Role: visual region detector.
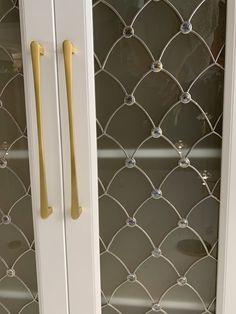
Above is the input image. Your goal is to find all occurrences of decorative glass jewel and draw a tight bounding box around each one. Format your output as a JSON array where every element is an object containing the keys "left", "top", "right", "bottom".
[
  {"left": 152, "top": 303, "right": 161, "bottom": 311},
  {"left": 0, "top": 157, "right": 7, "bottom": 168},
  {"left": 178, "top": 157, "right": 190, "bottom": 168},
  {"left": 123, "top": 26, "right": 134, "bottom": 38},
  {"left": 180, "top": 21, "right": 192, "bottom": 34},
  {"left": 124, "top": 94, "right": 135, "bottom": 106},
  {"left": 152, "top": 247, "right": 162, "bottom": 258},
  {"left": 201, "top": 170, "right": 212, "bottom": 186},
  {"left": 151, "top": 127, "right": 162, "bottom": 138},
  {"left": 175, "top": 139, "right": 187, "bottom": 150},
  {"left": 6, "top": 269, "right": 15, "bottom": 277},
  {"left": 152, "top": 189, "right": 162, "bottom": 199},
  {"left": 201, "top": 170, "right": 212, "bottom": 180},
  {"left": 180, "top": 92, "right": 191, "bottom": 104},
  {"left": 125, "top": 157, "right": 136, "bottom": 168},
  {"left": 177, "top": 276, "right": 187, "bottom": 286},
  {"left": 126, "top": 217, "right": 136, "bottom": 227},
  {"left": 127, "top": 273, "right": 137, "bottom": 282},
  {"left": 151, "top": 60, "right": 163, "bottom": 72},
  {"left": 2, "top": 215, "right": 11, "bottom": 225},
  {"left": 178, "top": 218, "right": 188, "bottom": 228}
]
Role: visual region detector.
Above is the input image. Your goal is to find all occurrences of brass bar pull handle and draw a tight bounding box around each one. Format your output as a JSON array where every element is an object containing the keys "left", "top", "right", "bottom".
[
  {"left": 63, "top": 40, "right": 83, "bottom": 220},
  {"left": 30, "top": 41, "right": 53, "bottom": 219}
]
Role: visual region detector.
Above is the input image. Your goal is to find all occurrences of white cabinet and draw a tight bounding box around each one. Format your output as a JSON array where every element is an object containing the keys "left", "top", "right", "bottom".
[{"left": 1, "top": 0, "right": 235, "bottom": 313}]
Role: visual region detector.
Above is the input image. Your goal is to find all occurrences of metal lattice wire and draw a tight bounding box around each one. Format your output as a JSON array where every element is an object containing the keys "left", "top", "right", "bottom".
[
  {"left": 0, "top": 1, "right": 39, "bottom": 313},
  {"left": 93, "top": 0, "right": 225, "bottom": 313}
]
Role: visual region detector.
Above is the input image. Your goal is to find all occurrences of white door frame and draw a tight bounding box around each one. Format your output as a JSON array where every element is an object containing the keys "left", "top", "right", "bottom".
[
  {"left": 53, "top": 0, "right": 101, "bottom": 313},
  {"left": 19, "top": 1, "right": 69, "bottom": 313}
]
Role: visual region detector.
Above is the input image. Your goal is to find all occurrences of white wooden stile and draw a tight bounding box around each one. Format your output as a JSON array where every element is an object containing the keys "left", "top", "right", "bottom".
[
  {"left": 19, "top": 1, "right": 69, "bottom": 313},
  {"left": 217, "top": 1, "right": 236, "bottom": 313},
  {"left": 53, "top": 0, "right": 101, "bottom": 313}
]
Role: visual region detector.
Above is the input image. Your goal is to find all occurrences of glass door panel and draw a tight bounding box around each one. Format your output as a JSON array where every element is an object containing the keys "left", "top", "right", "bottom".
[
  {"left": 0, "top": 1, "right": 39, "bottom": 313},
  {"left": 93, "top": 1, "right": 226, "bottom": 313}
]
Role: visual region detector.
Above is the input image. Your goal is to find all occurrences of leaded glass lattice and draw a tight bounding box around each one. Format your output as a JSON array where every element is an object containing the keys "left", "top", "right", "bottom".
[
  {"left": 0, "top": 1, "right": 39, "bottom": 313},
  {"left": 93, "top": 0, "right": 226, "bottom": 313}
]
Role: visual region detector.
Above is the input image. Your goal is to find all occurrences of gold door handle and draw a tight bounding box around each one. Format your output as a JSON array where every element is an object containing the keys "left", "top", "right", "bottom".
[
  {"left": 63, "top": 40, "right": 83, "bottom": 220},
  {"left": 30, "top": 41, "right": 53, "bottom": 219}
]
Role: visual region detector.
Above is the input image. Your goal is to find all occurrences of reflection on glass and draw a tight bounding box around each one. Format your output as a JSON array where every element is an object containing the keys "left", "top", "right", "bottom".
[
  {"left": 0, "top": 1, "right": 39, "bottom": 313},
  {"left": 93, "top": 0, "right": 226, "bottom": 313}
]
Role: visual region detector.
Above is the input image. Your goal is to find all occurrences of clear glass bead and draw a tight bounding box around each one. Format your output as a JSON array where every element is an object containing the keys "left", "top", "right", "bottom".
[
  {"left": 175, "top": 140, "right": 186, "bottom": 151},
  {"left": 180, "top": 21, "right": 192, "bottom": 34},
  {"left": 151, "top": 127, "right": 162, "bottom": 138},
  {"left": 201, "top": 169, "right": 212, "bottom": 180},
  {"left": 180, "top": 92, "right": 191, "bottom": 104},
  {"left": 6, "top": 269, "right": 15, "bottom": 277},
  {"left": 127, "top": 273, "right": 137, "bottom": 282},
  {"left": 201, "top": 170, "right": 212, "bottom": 186},
  {"left": 125, "top": 157, "right": 136, "bottom": 168},
  {"left": 152, "top": 248, "right": 162, "bottom": 258},
  {"left": 178, "top": 218, "right": 188, "bottom": 228},
  {"left": 123, "top": 26, "right": 134, "bottom": 38},
  {"left": 2, "top": 215, "right": 11, "bottom": 225},
  {"left": 177, "top": 276, "right": 187, "bottom": 286},
  {"left": 152, "top": 303, "right": 161, "bottom": 311},
  {"left": 0, "top": 157, "right": 7, "bottom": 168},
  {"left": 124, "top": 95, "right": 135, "bottom": 106},
  {"left": 151, "top": 60, "right": 163, "bottom": 72},
  {"left": 126, "top": 217, "right": 136, "bottom": 227},
  {"left": 178, "top": 157, "right": 190, "bottom": 168},
  {"left": 151, "top": 189, "right": 162, "bottom": 199}
]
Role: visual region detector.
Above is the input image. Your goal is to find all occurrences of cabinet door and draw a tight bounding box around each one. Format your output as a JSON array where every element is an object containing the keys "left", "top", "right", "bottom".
[
  {"left": 0, "top": 1, "right": 69, "bottom": 313},
  {"left": 55, "top": 0, "right": 236, "bottom": 314}
]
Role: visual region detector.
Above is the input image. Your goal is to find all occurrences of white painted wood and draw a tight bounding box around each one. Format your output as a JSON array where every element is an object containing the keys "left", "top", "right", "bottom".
[
  {"left": 54, "top": 0, "right": 101, "bottom": 313},
  {"left": 216, "top": 1, "right": 236, "bottom": 313},
  {"left": 19, "top": 1, "right": 69, "bottom": 314}
]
